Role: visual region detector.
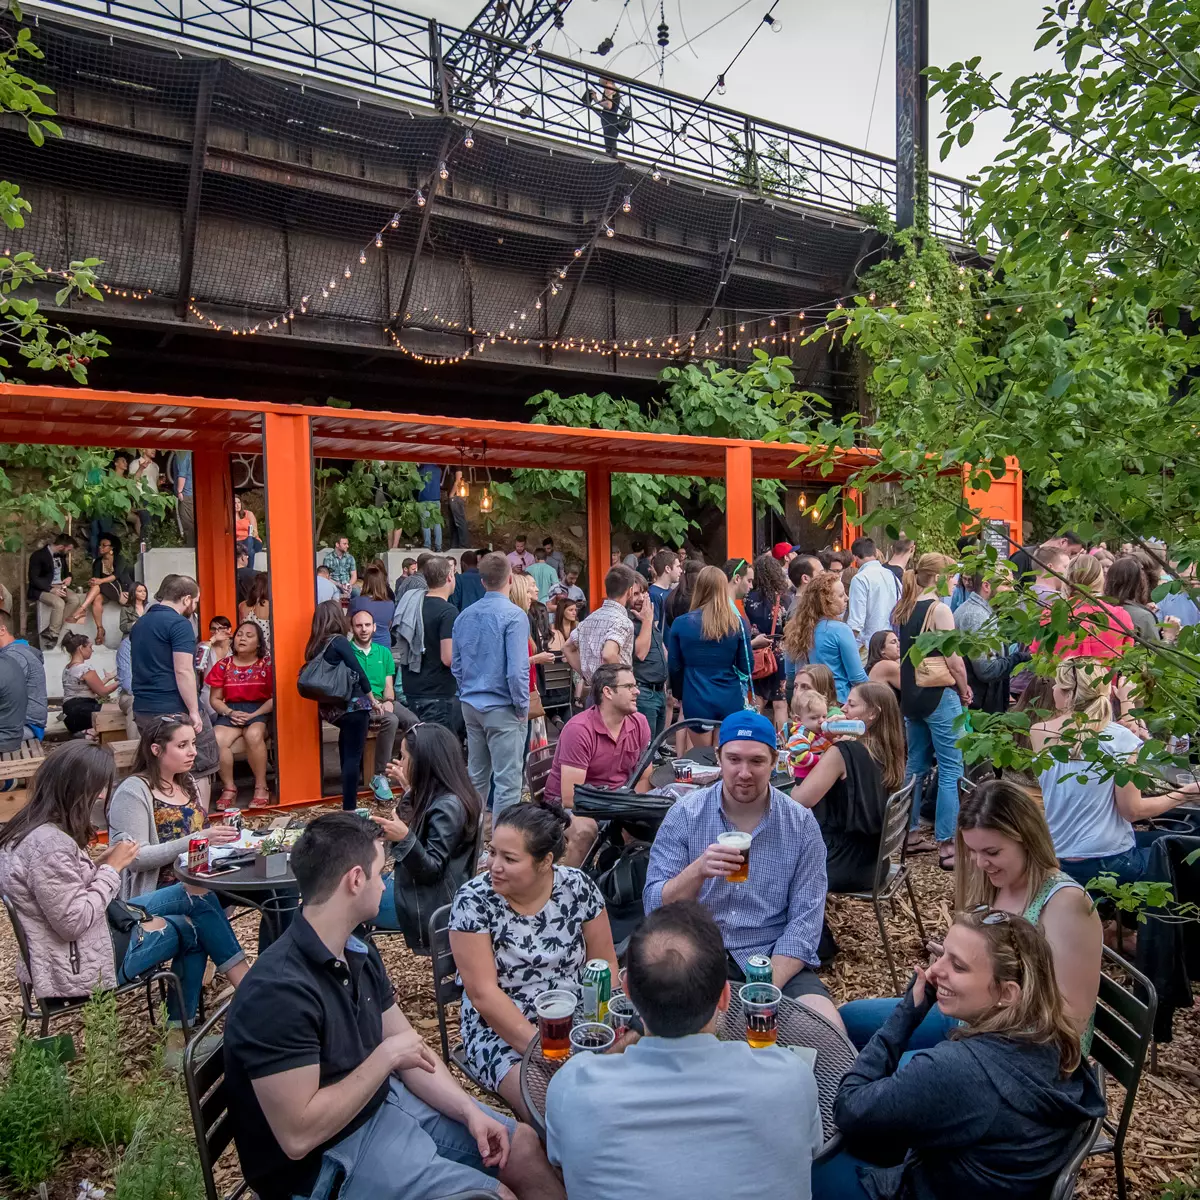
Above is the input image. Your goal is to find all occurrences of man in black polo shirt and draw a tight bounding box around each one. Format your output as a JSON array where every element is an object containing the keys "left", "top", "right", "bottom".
[
  {"left": 630, "top": 577, "right": 668, "bottom": 740},
  {"left": 224, "top": 813, "right": 564, "bottom": 1200}
]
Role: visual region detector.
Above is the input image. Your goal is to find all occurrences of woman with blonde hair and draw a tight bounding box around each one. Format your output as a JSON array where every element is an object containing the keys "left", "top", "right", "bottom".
[
  {"left": 893, "top": 552, "right": 971, "bottom": 870},
  {"left": 818, "top": 910, "right": 1105, "bottom": 1200},
  {"left": 791, "top": 681, "right": 906, "bottom": 891},
  {"left": 1030, "top": 658, "right": 1198, "bottom": 888},
  {"left": 783, "top": 570, "right": 866, "bottom": 703},
  {"left": 842, "top": 777, "right": 1102, "bottom": 1051},
  {"left": 666, "top": 564, "right": 753, "bottom": 741},
  {"left": 794, "top": 662, "right": 842, "bottom": 714}
]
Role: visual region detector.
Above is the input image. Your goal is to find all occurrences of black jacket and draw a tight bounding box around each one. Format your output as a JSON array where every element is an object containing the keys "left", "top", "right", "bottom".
[
  {"left": 28, "top": 546, "right": 67, "bottom": 601},
  {"left": 389, "top": 790, "right": 476, "bottom": 954},
  {"left": 835, "top": 981, "right": 1105, "bottom": 1200}
]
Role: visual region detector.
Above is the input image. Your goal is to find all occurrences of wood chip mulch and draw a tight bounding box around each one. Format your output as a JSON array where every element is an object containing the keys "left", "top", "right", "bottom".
[{"left": 1, "top": 812, "right": 1196, "bottom": 1200}]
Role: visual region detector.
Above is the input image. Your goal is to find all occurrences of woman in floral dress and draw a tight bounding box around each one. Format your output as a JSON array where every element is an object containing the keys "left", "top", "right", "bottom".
[{"left": 450, "top": 801, "right": 619, "bottom": 1121}]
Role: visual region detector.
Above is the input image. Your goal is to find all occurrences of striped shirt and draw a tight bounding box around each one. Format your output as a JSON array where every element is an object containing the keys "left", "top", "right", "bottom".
[{"left": 644, "top": 780, "right": 827, "bottom": 968}]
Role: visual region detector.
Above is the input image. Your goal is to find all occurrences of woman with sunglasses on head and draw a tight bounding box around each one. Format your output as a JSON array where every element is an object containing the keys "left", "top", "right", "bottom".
[
  {"left": 814, "top": 909, "right": 1105, "bottom": 1200},
  {"left": 840, "top": 778, "right": 1102, "bottom": 1053},
  {"left": 371, "top": 722, "right": 483, "bottom": 953}
]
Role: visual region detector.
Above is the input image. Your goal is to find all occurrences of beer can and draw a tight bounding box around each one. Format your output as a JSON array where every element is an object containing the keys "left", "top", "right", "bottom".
[
  {"left": 745, "top": 955, "right": 773, "bottom": 985},
  {"left": 580, "top": 959, "right": 612, "bottom": 1023},
  {"left": 672, "top": 759, "right": 693, "bottom": 783},
  {"left": 187, "top": 836, "right": 209, "bottom": 873}
]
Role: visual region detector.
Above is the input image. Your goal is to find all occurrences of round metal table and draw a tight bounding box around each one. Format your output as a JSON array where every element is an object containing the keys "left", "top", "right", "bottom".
[
  {"left": 519, "top": 990, "right": 857, "bottom": 1150},
  {"left": 174, "top": 857, "right": 300, "bottom": 949},
  {"left": 649, "top": 746, "right": 794, "bottom": 794}
]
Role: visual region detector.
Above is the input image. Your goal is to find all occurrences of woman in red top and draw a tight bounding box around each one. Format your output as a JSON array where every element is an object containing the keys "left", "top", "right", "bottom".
[
  {"left": 207, "top": 621, "right": 274, "bottom": 807},
  {"left": 1035, "top": 553, "right": 1133, "bottom": 661}
]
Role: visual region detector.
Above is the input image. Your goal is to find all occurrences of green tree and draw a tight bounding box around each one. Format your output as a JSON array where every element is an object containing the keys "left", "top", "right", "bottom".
[
  {"left": 1, "top": 0, "right": 107, "bottom": 382},
  {"left": 773, "top": 0, "right": 1200, "bottom": 787},
  {"left": 313, "top": 459, "right": 424, "bottom": 561},
  {"left": 493, "top": 351, "right": 813, "bottom": 543}
]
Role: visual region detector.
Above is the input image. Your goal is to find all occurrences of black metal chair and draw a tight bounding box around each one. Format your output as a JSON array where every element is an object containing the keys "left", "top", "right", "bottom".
[
  {"left": 831, "top": 778, "right": 925, "bottom": 994},
  {"left": 524, "top": 743, "right": 556, "bottom": 804},
  {"left": 183, "top": 1001, "right": 246, "bottom": 1200},
  {"left": 1084, "top": 946, "right": 1158, "bottom": 1200},
  {"left": 428, "top": 903, "right": 494, "bottom": 1096},
  {"left": 1049, "top": 1114, "right": 1105, "bottom": 1200},
  {"left": 3, "top": 892, "right": 191, "bottom": 1038},
  {"left": 539, "top": 660, "right": 575, "bottom": 722}
]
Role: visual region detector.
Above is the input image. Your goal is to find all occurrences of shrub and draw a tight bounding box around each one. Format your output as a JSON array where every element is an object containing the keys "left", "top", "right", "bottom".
[{"left": 0, "top": 1036, "right": 72, "bottom": 1189}]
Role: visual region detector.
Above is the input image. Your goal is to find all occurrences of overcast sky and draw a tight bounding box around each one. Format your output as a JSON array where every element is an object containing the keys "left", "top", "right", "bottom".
[{"left": 417, "top": 0, "right": 1058, "bottom": 179}]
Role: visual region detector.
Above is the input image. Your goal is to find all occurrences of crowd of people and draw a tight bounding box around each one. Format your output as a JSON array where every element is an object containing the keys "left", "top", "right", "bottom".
[{"left": 1, "top": 511, "right": 1195, "bottom": 1199}]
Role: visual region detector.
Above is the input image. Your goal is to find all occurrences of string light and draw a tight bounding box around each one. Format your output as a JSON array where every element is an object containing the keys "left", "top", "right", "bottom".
[
  {"left": 463, "top": 132, "right": 474, "bottom": 149},
  {"left": 438, "top": 162, "right": 449, "bottom": 180},
  {"left": 763, "top": 13, "right": 782, "bottom": 32},
  {"left": 416, "top": 190, "right": 426, "bottom": 207},
  {"left": 622, "top": 194, "right": 632, "bottom": 213},
  {"left": 603, "top": 225, "right": 614, "bottom": 238},
  {"left": 717, "top": 74, "right": 727, "bottom": 95}
]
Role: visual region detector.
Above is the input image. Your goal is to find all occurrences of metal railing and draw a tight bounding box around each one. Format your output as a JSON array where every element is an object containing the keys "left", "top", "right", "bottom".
[{"left": 26, "top": 0, "right": 975, "bottom": 244}]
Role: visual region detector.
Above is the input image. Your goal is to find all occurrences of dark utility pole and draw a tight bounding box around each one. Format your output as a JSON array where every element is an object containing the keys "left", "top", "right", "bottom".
[{"left": 895, "top": 0, "right": 929, "bottom": 231}]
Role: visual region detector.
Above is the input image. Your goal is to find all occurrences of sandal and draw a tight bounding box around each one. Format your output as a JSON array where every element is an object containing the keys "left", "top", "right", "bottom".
[
  {"left": 95, "top": 627, "right": 106, "bottom": 646},
  {"left": 905, "top": 831, "right": 937, "bottom": 854},
  {"left": 937, "top": 842, "right": 956, "bottom": 872},
  {"left": 250, "top": 788, "right": 272, "bottom": 809},
  {"left": 215, "top": 786, "right": 238, "bottom": 811}
]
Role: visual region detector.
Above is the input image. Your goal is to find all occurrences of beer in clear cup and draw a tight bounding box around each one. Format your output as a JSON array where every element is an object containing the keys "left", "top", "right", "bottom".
[
  {"left": 535, "top": 990, "right": 577, "bottom": 1061},
  {"left": 741, "top": 982, "right": 781, "bottom": 1048},
  {"left": 718, "top": 831, "right": 752, "bottom": 883}
]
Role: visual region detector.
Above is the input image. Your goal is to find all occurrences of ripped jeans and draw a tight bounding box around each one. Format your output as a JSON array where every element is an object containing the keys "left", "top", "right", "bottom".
[{"left": 119, "top": 884, "right": 246, "bottom": 1023}]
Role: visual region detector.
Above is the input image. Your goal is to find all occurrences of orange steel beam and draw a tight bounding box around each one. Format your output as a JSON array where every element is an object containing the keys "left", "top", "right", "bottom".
[
  {"left": 262, "top": 411, "right": 322, "bottom": 808},
  {"left": 963, "top": 459, "right": 1024, "bottom": 550},
  {"left": 586, "top": 466, "right": 611, "bottom": 611},
  {"left": 193, "top": 451, "right": 236, "bottom": 630},
  {"left": 725, "top": 446, "right": 754, "bottom": 563}
]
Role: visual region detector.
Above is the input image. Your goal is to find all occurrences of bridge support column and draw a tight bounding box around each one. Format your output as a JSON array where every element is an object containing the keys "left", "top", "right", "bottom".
[
  {"left": 193, "top": 451, "right": 235, "bottom": 629},
  {"left": 586, "top": 466, "right": 611, "bottom": 612},
  {"left": 725, "top": 446, "right": 754, "bottom": 564},
  {"left": 263, "top": 411, "right": 322, "bottom": 807},
  {"left": 841, "top": 487, "right": 862, "bottom": 553}
]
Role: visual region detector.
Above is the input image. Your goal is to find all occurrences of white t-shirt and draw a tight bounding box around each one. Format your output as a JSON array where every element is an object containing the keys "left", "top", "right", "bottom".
[
  {"left": 132, "top": 458, "right": 160, "bottom": 498},
  {"left": 1039, "top": 721, "right": 1142, "bottom": 859}
]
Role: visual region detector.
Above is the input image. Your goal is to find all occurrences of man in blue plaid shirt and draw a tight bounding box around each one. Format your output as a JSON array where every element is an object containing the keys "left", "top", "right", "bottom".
[{"left": 644, "top": 710, "right": 841, "bottom": 1029}]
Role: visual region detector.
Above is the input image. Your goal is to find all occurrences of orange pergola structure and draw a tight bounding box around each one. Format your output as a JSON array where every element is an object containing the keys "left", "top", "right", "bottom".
[{"left": 0, "top": 384, "right": 1021, "bottom": 808}]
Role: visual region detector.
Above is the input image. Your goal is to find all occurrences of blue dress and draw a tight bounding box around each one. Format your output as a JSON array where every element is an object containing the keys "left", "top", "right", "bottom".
[{"left": 666, "top": 610, "right": 753, "bottom": 721}]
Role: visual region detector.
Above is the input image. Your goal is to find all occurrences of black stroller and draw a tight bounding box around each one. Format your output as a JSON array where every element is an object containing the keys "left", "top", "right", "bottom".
[{"left": 572, "top": 718, "right": 719, "bottom": 948}]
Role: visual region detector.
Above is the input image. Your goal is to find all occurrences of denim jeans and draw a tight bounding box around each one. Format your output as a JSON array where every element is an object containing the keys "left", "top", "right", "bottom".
[
  {"left": 463, "top": 702, "right": 527, "bottom": 819},
  {"left": 303, "top": 1078, "right": 507, "bottom": 1200},
  {"left": 417, "top": 501, "right": 442, "bottom": 551},
  {"left": 636, "top": 686, "right": 667, "bottom": 740},
  {"left": 1059, "top": 827, "right": 1173, "bottom": 890},
  {"left": 811, "top": 1151, "right": 874, "bottom": 1200},
  {"left": 120, "top": 884, "right": 246, "bottom": 1023},
  {"left": 839, "top": 997, "right": 959, "bottom": 1051},
  {"left": 904, "top": 688, "right": 965, "bottom": 843}
]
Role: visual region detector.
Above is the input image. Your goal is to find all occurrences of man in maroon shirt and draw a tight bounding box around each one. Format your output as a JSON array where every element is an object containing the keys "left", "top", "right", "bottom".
[{"left": 545, "top": 662, "right": 653, "bottom": 866}]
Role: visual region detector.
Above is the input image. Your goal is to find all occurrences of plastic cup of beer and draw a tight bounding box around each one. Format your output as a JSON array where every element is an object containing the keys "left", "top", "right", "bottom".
[
  {"left": 569, "top": 1021, "right": 615, "bottom": 1055},
  {"left": 740, "top": 983, "right": 782, "bottom": 1049},
  {"left": 718, "top": 831, "right": 752, "bottom": 883},
  {"left": 536, "top": 990, "right": 577, "bottom": 1061},
  {"left": 605, "top": 993, "right": 638, "bottom": 1038}
]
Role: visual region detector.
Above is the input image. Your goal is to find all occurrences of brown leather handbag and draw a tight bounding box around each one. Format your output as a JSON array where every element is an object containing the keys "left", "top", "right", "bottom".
[{"left": 751, "top": 600, "right": 781, "bottom": 680}]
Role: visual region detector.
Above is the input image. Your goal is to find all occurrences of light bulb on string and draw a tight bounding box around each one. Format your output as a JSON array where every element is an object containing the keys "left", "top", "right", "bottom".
[
  {"left": 416, "top": 191, "right": 426, "bottom": 207},
  {"left": 343, "top": 267, "right": 352, "bottom": 279},
  {"left": 438, "top": 162, "right": 449, "bottom": 180},
  {"left": 622, "top": 194, "right": 632, "bottom": 213},
  {"left": 359, "top": 253, "right": 367, "bottom": 265},
  {"left": 651, "top": 168, "right": 662, "bottom": 181},
  {"left": 717, "top": 73, "right": 727, "bottom": 95},
  {"left": 763, "top": 13, "right": 782, "bottom": 32},
  {"left": 463, "top": 132, "right": 474, "bottom": 149},
  {"left": 479, "top": 487, "right": 493, "bottom": 514},
  {"left": 603, "top": 225, "right": 614, "bottom": 238},
  {"left": 573, "top": 247, "right": 584, "bottom": 257},
  {"left": 375, "top": 234, "right": 383, "bottom": 248}
]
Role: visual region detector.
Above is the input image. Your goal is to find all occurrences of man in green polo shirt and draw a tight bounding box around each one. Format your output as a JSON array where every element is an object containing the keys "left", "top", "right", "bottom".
[{"left": 350, "top": 611, "right": 416, "bottom": 802}]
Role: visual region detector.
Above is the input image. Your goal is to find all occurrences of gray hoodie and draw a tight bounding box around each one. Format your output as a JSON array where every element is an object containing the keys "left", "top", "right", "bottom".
[{"left": 1, "top": 640, "right": 47, "bottom": 729}]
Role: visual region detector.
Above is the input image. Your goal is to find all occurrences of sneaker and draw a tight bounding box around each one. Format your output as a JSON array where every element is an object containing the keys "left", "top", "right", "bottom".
[{"left": 371, "top": 775, "right": 394, "bottom": 802}]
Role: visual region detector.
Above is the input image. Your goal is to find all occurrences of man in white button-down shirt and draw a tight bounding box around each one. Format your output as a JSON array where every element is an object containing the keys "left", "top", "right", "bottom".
[{"left": 846, "top": 537, "right": 901, "bottom": 649}]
